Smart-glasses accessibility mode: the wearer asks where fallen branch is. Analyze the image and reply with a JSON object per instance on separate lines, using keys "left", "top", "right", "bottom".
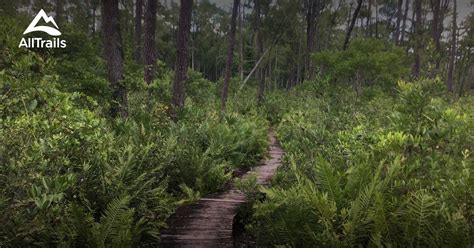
{"left": 239, "top": 46, "right": 272, "bottom": 91}
{"left": 238, "top": 33, "right": 284, "bottom": 91}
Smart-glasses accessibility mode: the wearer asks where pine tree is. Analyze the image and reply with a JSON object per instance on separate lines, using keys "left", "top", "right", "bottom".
{"left": 171, "top": 0, "right": 193, "bottom": 117}
{"left": 221, "top": 0, "right": 240, "bottom": 112}
{"left": 102, "top": 0, "right": 128, "bottom": 119}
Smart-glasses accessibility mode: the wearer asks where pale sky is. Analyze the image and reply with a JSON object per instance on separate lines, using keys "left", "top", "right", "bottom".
{"left": 208, "top": 0, "right": 473, "bottom": 23}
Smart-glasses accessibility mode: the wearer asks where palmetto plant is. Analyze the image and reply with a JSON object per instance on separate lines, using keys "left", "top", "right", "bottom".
{"left": 250, "top": 78, "right": 472, "bottom": 247}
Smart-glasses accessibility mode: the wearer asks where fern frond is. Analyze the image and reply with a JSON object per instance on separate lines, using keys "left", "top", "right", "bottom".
{"left": 94, "top": 195, "right": 134, "bottom": 248}
{"left": 405, "top": 191, "right": 437, "bottom": 247}
{"left": 314, "top": 157, "right": 342, "bottom": 202}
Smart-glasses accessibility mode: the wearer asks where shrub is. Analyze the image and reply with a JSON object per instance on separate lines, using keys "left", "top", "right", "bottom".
{"left": 161, "top": 105, "right": 268, "bottom": 194}
{"left": 0, "top": 41, "right": 269, "bottom": 246}
{"left": 248, "top": 78, "right": 472, "bottom": 247}
{"left": 314, "top": 38, "right": 409, "bottom": 89}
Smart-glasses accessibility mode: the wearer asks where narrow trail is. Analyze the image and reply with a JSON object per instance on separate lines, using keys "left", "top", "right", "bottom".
{"left": 158, "top": 130, "right": 284, "bottom": 248}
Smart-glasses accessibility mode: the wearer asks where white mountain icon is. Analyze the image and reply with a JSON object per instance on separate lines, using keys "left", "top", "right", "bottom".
{"left": 23, "top": 9, "right": 61, "bottom": 36}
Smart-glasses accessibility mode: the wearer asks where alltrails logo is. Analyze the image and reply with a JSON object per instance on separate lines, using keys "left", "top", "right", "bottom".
{"left": 19, "top": 9, "right": 67, "bottom": 48}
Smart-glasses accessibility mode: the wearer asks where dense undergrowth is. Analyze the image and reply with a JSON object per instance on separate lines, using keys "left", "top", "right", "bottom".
{"left": 1, "top": 11, "right": 472, "bottom": 247}
{"left": 0, "top": 20, "right": 268, "bottom": 246}
{"left": 249, "top": 78, "right": 473, "bottom": 247}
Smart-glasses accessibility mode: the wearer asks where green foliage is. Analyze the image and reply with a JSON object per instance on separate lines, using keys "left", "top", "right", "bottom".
{"left": 185, "top": 69, "right": 217, "bottom": 105}
{"left": 235, "top": 174, "right": 259, "bottom": 199}
{"left": 0, "top": 22, "right": 269, "bottom": 246}
{"left": 53, "top": 23, "right": 108, "bottom": 100}
{"left": 0, "top": 54, "right": 174, "bottom": 245}
{"left": 314, "top": 38, "right": 409, "bottom": 88}
{"left": 2, "top": 2, "right": 471, "bottom": 246}
{"left": 161, "top": 105, "right": 267, "bottom": 193}
{"left": 248, "top": 78, "right": 473, "bottom": 247}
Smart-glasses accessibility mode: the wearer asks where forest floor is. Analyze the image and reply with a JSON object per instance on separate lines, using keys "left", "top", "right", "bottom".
{"left": 158, "top": 130, "right": 284, "bottom": 247}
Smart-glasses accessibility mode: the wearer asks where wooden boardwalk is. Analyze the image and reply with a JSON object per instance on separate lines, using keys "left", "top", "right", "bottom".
{"left": 158, "top": 131, "right": 284, "bottom": 247}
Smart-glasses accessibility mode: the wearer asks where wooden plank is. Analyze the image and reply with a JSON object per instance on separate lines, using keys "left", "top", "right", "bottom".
{"left": 158, "top": 130, "right": 284, "bottom": 248}
{"left": 199, "top": 198, "right": 246, "bottom": 203}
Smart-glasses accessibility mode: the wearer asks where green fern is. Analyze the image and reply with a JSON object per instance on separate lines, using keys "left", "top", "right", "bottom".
{"left": 68, "top": 203, "right": 95, "bottom": 245}
{"left": 93, "top": 196, "right": 136, "bottom": 248}
{"left": 176, "top": 184, "right": 201, "bottom": 205}
{"left": 314, "top": 157, "right": 342, "bottom": 202}
{"left": 344, "top": 161, "right": 386, "bottom": 246}
{"left": 405, "top": 191, "right": 437, "bottom": 247}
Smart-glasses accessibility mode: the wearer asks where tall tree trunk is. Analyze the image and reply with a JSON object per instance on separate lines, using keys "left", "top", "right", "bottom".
{"left": 325, "top": 0, "right": 343, "bottom": 48}
{"left": 255, "top": 0, "right": 265, "bottom": 104}
{"left": 366, "top": 0, "right": 372, "bottom": 37}
{"left": 171, "top": 0, "right": 193, "bottom": 115}
{"left": 394, "top": 0, "right": 403, "bottom": 43}
{"left": 102, "top": 0, "right": 128, "bottom": 119}
{"left": 305, "top": 0, "right": 321, "bottom": 80}
{"left": 296, "top": 22, "right": 303, "bottom": 83}
{"left": 432, "top": 0, "right": 441, "bottom": 70}
{"left": 239, "top": 1, "right": 244, "bottom": 81}
{"left": 144, "top": 0, "right": 157, "bottom": 85}
{"left": 446, "top": 0, "right": 456, "bottom": 92}
{"left": 86, "top": 0, "right": 92, "bottom": 32}
{"left": 412, "top": 0, "right": 422, "bottom": 77}
{"left": 274, "top": 47, "right": 278, "bottom": 88}
{"left": 191, "top": 37, "right": 195, "bottom": 70}
{"left": 385, "top": 3, "right": 392, "bottom": 34}
{"left": 406, "top": 0, "right": 416, "bottom": 54}
{"left": 55, "top": 0, "right": 63, "bottom": 26}
{"left": 346, "top": 2, "right": 353, "bottom": 32}
{"left": 123, "top": 0, "right": 133, "bottom": 46}
{"left": 134, "top": 0, "right": 144, "bottom": 63}
{"left": 91, "top": 1, "right": 97, "bottom": 34}
{"left": 470, "top": 65, "right": 474, "bottom": 90}
{"left": 399, "top": 0, "right": 409, "bottom": 44}
{"left": 439, "top": 0, "right": 450, "bottom": 42}
{"left": 375, "top": 0, "right": 379, "bottom": 38}
{"left": 221, "top": 0, "right": 240, "bottom": 112}
{"left": 457, "top": 51, "right": 470, "bottom": 97}
{"left": 343, "top": 0, "right": 363, "bottom": 50}
{"left": 92, "top": 8, "right": 96, "bottom": 34}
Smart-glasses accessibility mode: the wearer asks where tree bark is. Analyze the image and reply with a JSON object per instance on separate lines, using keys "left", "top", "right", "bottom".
{"left": 347, "top": 2, "right": 353, "bottom": 29}
{"left": 412, "top": 0, "right": 422, "bottom": 77}
{"left": 134, "top": 0, "right": 144, "bottom": 63}
{"left": 457, "top": 53, "right": 470, "bottom": 97}
{"left": 439, "top": 0, "right": 450, "bottom": 40}
{"left": 91, "top": 0, "right": 98, "bottom": 34}
{"left": 239, "top": 1, "right": 244, "bottom": 81}
{"left": 431, "top": 0, "right": 441, "bottom": 70}
{"left": 413, "top": 0, "right": 423, "bottom": 78}
{"left": 399, "top": 0, "right": 409, "bottom": 44}
{"left": 191, "top": 37, "right": 195, "bottom": 70}
{"left": 366, "top": 0, "right": 372, "bottom": 37}
{"left": 144, "top": 0, "right": 157, "bottom": 85}
{"left": 470, "top": 65, "right": 474, "bottom": 90}
{"left": 102, "top": 0, "right": 128, "bottom": 119}
{"left": 343, "top": 0, "right": 363, "bottom": 50}
{"left": 394, "top": 0, "right": 403, "bottom": 43}
{"left": 255, "top": 0, "right": 265, "bottom": 104}
{"left": 305, "top": 0, "right": 321, "bottom": 80}
{"left": 446, "top": 0, "right": 456, "bottom": 92}
{"left": 55, "top": 0, "right": 63, "bottom": 26}
{"left": 220, "top": 0, "right": 240, "bottom": 112}
{"left": 296, "top": 22, "right": 303, "bottom": 83}
{"left": 406, "top": 0, "right": 416, "bottom": 54}
{"left": 375, "top": 0, "right": 379, "bottom": 38}
{"left": 171, "top": 0, "right": 193, "bottom": 115}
